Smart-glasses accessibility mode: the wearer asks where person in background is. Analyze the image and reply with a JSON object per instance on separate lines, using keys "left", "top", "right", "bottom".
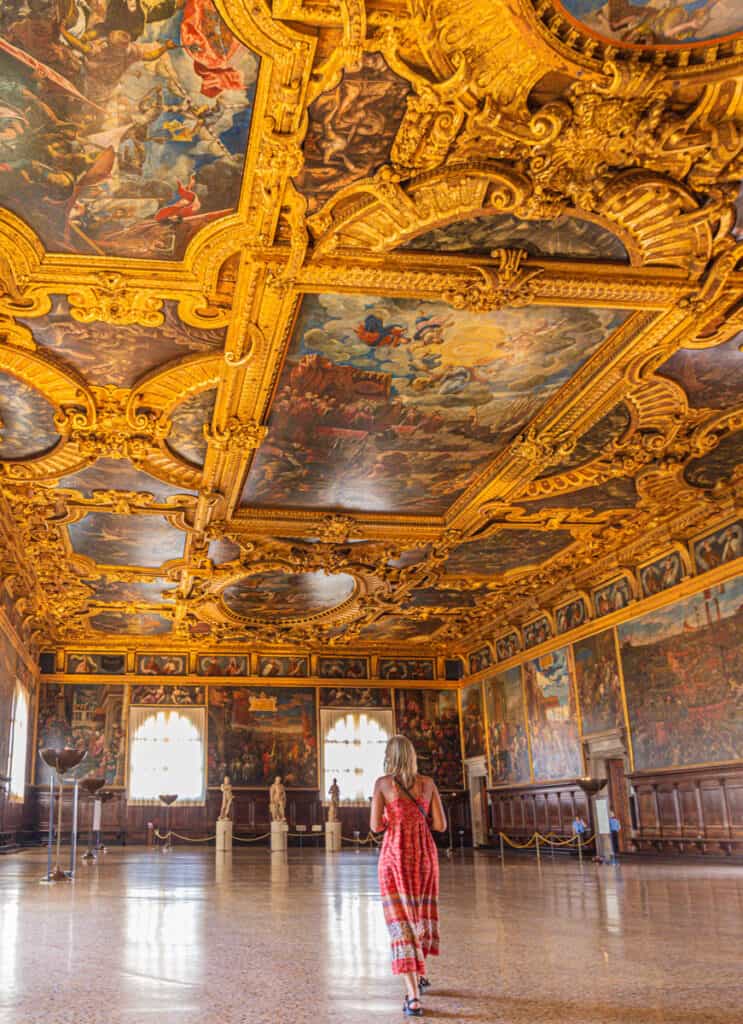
{"left": 609, "top": 809, "right": 621, "bottom": 861}
{"left": 572, "top": 814, "right": 587, "bottom": 855}
{"left": 371, "top": 735, "right": 447, "bottom": 1017}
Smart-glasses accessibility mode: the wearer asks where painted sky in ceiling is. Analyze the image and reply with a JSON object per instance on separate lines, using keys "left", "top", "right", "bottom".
{"left": 242, "top": 294, "right": 630, "bottom": 515}
{"left": 554, "top": 0, "right": 743, "bottom": 46}
{"left": 68, "top": 512, "right": 186, "bottom": 568}
{"left": 222, "top": 571, "right": 355, "bottom": 621}
{"left": 657, "top": 332, "right": 743, "bottom": 410}
{"left": 0, "top": 373, "right": 59, "bottom": 459}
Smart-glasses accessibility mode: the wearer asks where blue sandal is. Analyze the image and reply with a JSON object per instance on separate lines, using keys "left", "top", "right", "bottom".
{"left": 419, "top": 977, "right": 431, "bottom": 991}
{"left": 403, "top": 996, "right": 423, "bottom": 1017}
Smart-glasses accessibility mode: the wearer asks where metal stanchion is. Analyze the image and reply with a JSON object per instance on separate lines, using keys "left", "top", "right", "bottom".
{"left": 68, "top": 778, "right": 79, "bottom": 878}
{"left": 353, "top": 829, "right": 360, "bottom": 853}
{"left": 44, "top": 772, "right": 55, "bottom": 883}
{"left": 535, "top": 833, "right": 541, "bottom": 866}
{"left": 578, "top": 834, "right": 583, "bottom": 864}
{"left": 499, "top": 832, "right": 505, "bottom": 866}
{"left": 550, "top": 836, "right": 555, "bottom": 861}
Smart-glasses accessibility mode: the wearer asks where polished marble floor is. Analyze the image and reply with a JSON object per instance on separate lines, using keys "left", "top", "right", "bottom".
{"left": 0, "top": 847, "right": 741, "bottom": 1024}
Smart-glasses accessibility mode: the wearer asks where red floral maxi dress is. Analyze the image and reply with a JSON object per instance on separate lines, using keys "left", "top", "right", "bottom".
{"left": 378, "top": 788, "right": 440, "bottom": 976}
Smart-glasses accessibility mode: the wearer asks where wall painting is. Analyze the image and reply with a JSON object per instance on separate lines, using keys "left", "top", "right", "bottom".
{"left": 461, "top": 682, "right": 486, "bottom": 759}
{"left": 36, "top": 683, "right": 125, "bottom": 784}
{"left": 523, "top": 616, "right": 553, "bottom": 650}
{"left": 523, "top": 648, "right": 582, "bottom": 781}
{"left": 196, "top": 655, "right": 249, "bottom": 677}
{"left": 468, "top": 646, "right": 493, "bottom": 675}
{"left": 318, "top": 657, "right": 369, "bottom": 679}
{"left": 693, "top": 521, "right": 742, "bottom": 573}
{"left": 66, "top": 653, "right": 125, "bottom": 675}
{"left": 395, "top": 688, "right": 463, "bottom": 790}
{"left": 495, "top": 632, "right": 521, "bottom": 662}
{"left": 572, "top": 629, "right": 624, "bottom": 737}
{"left": 130, "top": 684, "right": 204, "bottom": 705}
{"left": 256, "top": 655, "right": 309, "bottom": 678}
{"left": 134, "top": 654, "right": 187, "bottom": 676}
{"left": 320, "top": 687, "right": 392, "bottom": 708}
{"left": 593, "top": 576, "right": 633, "bottom": 618}
{"left": 484, "top": 668, "right": 531, "bottom": 786}
{"left": 378, "top": 658, "right": 435, "bottom": 681}
{"left": 639, "top": 552, "right": 685, "bottom": 598}
{"left": 555, "top": 598, "right": 588, "bottom": 634}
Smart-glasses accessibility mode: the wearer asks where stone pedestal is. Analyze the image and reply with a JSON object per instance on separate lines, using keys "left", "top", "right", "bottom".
{"left": 325, "top": 820, "right": 342, "bottom": 852}
{"left": 271, "top": 820, "right": 288, "bottom": 852}
{"left": 216, "top": 818, "right": 232, "bottom": 852}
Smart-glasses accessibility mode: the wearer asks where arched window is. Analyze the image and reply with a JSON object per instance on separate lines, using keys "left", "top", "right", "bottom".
{"left": 321, "top": 709, "right": 394, "bottom": 804}
{"left": 128, "top": 707, "right": 205, "bottom": 805}
{"left": 7, "top": 681, "right": 29, "bottom": 802}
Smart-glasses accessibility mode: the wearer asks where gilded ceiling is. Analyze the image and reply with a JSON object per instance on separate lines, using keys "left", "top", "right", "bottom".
{"left": 0, "top": 0, "right": 741, "bottom": 661}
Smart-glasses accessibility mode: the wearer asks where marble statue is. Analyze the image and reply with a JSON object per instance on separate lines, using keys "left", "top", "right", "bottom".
{"left": 270, "top": 776, "right": 286, "bottom": 822}
{"left": 328, "top": 778, "right": 340, "bottom": 822}
{"left": 218, "top": 776, "right": 233, "bottom": 821}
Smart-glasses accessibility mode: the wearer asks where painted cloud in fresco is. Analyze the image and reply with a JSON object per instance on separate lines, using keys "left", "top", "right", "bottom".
{"left": 167, "top": 389, "right": 217, "bottom": 466}
{"left": 68, "top": 512, "right": 186, "bottom": 567}
{"left": 243, "top": 294, "right": 629, "bottom": 515}
{"left": 0, "top": 2, "right": 259, "bottom": 259}
{"left": 89, "top": 611, "right": 172, "bottom": 635}
{"left": 222, "top": 571, "right": 356, "bottom": 621}
{"left": 555, "top": 0, "right": 743, "bottom": 46}
{"left": 0, "top": 373, "right": 59, "bottom": 458}
{"left": 86, "top": 578, "right": 176, "bottom": 603}
{"left": 658, "top": 333, "right": 743, "bottom": 410}
{"left": 19, "top": 299, "right": 224, "bottom": 388}
{"left": 59, "top": 458, "right": 196, "bottom": 501}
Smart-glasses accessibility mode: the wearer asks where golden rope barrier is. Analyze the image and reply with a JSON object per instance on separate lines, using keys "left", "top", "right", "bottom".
{"left": 232, "top": 832, "right": 271, "bottom": 843}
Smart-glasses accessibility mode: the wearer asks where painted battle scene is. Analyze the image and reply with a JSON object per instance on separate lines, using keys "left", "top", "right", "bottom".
{"left": 36, "top": 682, "right": 125, "bottom": 784}
{"left": 684, "top": 430, "right": 743, "bottom": 490}
{"left": 58, "top": 459, "right": 196, "bottom": 503}
{"left": 445, "top": 529, "right": 575, "bottom": 577}
{"left": 378, "top": 659, "right": 435, "bottom": 681}
{"left": 518, "top": 477, "right": 639, "bottom": 514}
{"left": 242, "top": 294, "right": 630, "bottom": 515}
{"left": 556, "top": 0, "right": 743, "bottom": 46}
{"left": 196, "top": 654, "right": 248, "bottom": 676}
{"left": 572, "top": 628, "right": 624, "bottom": 736}
{"left": 68, "top": 511, "right": 186, "bottom": 567}
{"left": 320, "top": 686, "right": 392, "bottom": 708}
{"left": 523, "top": 648, "right": 582, "bottom": 781}
{"left": 0, "top": 2, "right": 259, "bottom": 259}
{"left": 208, "top": 686, "right": 318, "bottom": 788}
{"left": 468, "top": 647, "right": 492, "bottom": 675}
{"left": 395, "top": 688, "right": 463, "bottom": 790}
{"left": 618, "top": 577, "right": 743, "bottom": 771}
{"left": 594, "top": 576, "right": 633, "bottom": 617}
{"left": 484, "top": 667, "right": 531, "bottom": 786}
{"left": 66, "top": 652, "right": 125, "bottom": 674}
{"left": 135, "top": 653, "right": 187, "bottom": 675}
{"left": 89, "top": 610, "right": 172, "bottom": 634}
{"left": 167, "top": 389, "right": 217, "bottom": 466}
{"left": 256, "top": 655, "right": 309, "bottom": 678}
{"left": 401, "top": 213, "right": 628, "bottom": 261}
{"left": 523, "top": 616, "right": 553, "bottom": 650}
{"left": 657, "top": 332, "right": 743, "bottom": 410}
{"left": 20, "top": 299, "right": 225, "bottom": 388}
{"left": 318, "top": 656, "right": 368, "bottom": 679}
{"left": 462, "top": 682, "right": 486, "bottom": 759}
{"left": 293, "top": 54, "right": 410, "bottom": 212}
{"left": 496, "top": 632, "right": 520, "bottom": 661}
{"left": 693, "top": 520, "right": 743, "bottom": 573}
{"left": 0, "top": 373, "right": 59, "bottom": 459}
{"left": 536, "top": 403, "right": 631, "bottom": 479}
{"left": 130, "top": 683, "right": 203, "bottom": 703}
{"left": 222, "top": 571, "right": 355, "bottom": 621}
{"left": 556, "top": 598, "right": 587, "bottom": 634}
{"left": 640, "top": 551, "right": 685, "bottom": 598}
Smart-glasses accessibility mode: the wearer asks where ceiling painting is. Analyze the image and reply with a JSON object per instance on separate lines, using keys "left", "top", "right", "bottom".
{"left": 85, "top": 578, "right": 175, "bottom": 604}
{"left": 400, "top": 213, "right": 628, "bottom": 261}
{"left": 517, "top": 477, "right": 639, "bottom": 513}
{"left": 444, "top": 529, "right": 575, "bottom": 578}
{"left": 67, "top": 512, "right": 186, "bottom": 568}
{"left": 684, "top": 430, "right": 743, "bottom": 490}
{"left": 536, "top": 404, "right": 632, "bottom": 479}
{"left": 209, "top": 538, "right": 242, "bottom": 565}
{"left": 553, "top": 0, "right": 743, "bottom": 46}
{"left": 657, "top": 333, "right": 743, "bottom": 410}
{"left": 0, "top": 373, "right": 59, "bottom": 459}
{"left": 58, "top": 458, "right": 195, "bottom": 502}
{"left": 89, "top": 611, "right": 172, "bottom": 635}
{"left": 0, "top": 3, "right": 259, "bottom": 258}
{"left": 167, "top": 389, "right": 217, "bottom": 466}
{"left": 358, "top": 615, "right": 445, "bottom": 641}
{"left": 242, "top": 294, "right": 630, "bottom": 515}
{"left": 18, "top": 298, "right": 224, "bottom": 388}
{"left": 294, "top": 54, "right": 410, "bottom": 212}
{"left": 404, "top": 587, "right": 480, "bottom": 610}
{"left": 221, "top": 571, "right": 356, "bottom": 621}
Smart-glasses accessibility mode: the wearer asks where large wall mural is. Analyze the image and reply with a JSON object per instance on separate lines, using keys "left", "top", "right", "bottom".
{"left": 523, "top": 648, "right": 582, "bottom": 781}
{"left": 461, "top": 682, "right": 486, "bottom": 759}
{"left": 618, "top": 577, "right": 743, "bottom": 771}
{"left": 395, "top": 688, "right": 463, "bottom": 790}
{"left": 242, "top": 295, "right": 630, "bottom": 515}
{"left": 484, "top": 667, "right": 530, "bottom": 786}
{"left": 207, "top": 686, "right": 318, "bottom": 788}
{"left": 572, "top": 628, "right": 624, "bottom": 736}
{"left": 554, "top": 0, "right": 743, "bottom": 47}
{"left": 0, "top": 4, "right": 259, "bottom": 258}
{"left": 36, "top": 682, "right": 125, "bottom": 784}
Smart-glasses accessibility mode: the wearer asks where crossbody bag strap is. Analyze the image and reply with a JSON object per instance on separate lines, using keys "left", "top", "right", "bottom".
{"left": 394, "top": 776, "right": 432, "bottom": 831}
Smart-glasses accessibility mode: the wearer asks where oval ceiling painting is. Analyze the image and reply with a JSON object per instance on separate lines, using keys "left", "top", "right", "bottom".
{"left": 554, "top": 0, "right": 743, "bottom": 47}
{"left": 222, "top": 571, "right": 356, "bottom": 621}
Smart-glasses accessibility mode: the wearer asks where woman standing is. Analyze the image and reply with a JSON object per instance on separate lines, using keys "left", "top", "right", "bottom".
{"left": 371, "top": 735, "right": 447, "bottom": 1017}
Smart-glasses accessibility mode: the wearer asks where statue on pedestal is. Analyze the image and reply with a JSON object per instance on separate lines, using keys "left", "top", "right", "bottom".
{"left": 218, "top": 776, "right": 233, "bottom": 821}
{"left": 328, "top": 778, "right": 340, "bottom": 822}
{"left": 270, "top": 776, "right": 286, "bottom": 822}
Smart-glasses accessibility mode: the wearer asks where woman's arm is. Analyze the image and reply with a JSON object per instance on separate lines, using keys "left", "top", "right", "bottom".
{"left": 429, "top": 782, "right": 447, "bottom": 833}
{"left": 370, "top": 777, "right": 386, "bottom": 833}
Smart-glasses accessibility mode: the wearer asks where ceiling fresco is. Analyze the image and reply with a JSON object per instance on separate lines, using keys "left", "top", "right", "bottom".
{"left": 0, "top": 0, "right": 739, "bottom": 656}
{"left": 0, "top": 2, "right": 259, "bottom": 258}
{"left": 242, "top": 294, "right": 630, "bottom": 515}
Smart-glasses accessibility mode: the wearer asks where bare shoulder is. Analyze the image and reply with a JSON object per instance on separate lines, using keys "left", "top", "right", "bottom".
{"left": 417, "top": 774, "right": 436, "bottom": 793}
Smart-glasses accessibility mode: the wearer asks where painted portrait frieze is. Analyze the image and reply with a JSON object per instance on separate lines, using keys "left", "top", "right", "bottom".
{"left": 0, "top": 373, "right": 59, "bottom": 459}
{"left": 320, "top": 686, "right": 392, "bottom": 708}
{"left": 222, "top": 571, "right": 355, "bottom": 621}
{"left": 134, "top": 653, "right": 187, "bottom": 676}
{"left": 593, "top": 575, "right": 634, "bottom": 618}
{"left": 555, "top": 597, "right": 587, "bottom": 634}
{"left": 495, "top": 632, "right": 521, "bottom": 662}
{"left": 66, "top": 652, "right": 125, "bottom": 674}
{"left": 639, "top": 551, "right": 685, "bottom": 598}
{"left": 256, "top": 655, "right": 309, "bottom": 678}
{"left": 0, "top": 4, "right": 259, "bottom": 258}
{"left": 196, "top": 654, "right": 249, "bottom": 677}
{"left": 401, "top": 213, "right": 628, "bottom": 261}
{"left": 523, "top": 616, "right": 553, "bottom": 650}
{"left": 553, "top": 0, "right": 743, "bottom": 47}
{"left": 378, "top": 659, "right": 435, "bottom": 681}
{"left": 657, "top": 332, "right": 743, "bottom": 410}
{"left": 242, "top": 294, "right": 630, "bottom": 515}
{"left": 318, "top": 656, "right": 368, "bottom": 679}
{"left": 484, "top": 667, "right": 530, "bottom": 786}
{"left": 692, "top": 520, "right": 742, "bottom": 573}
{"left": 468, "top": 645, "right": 492, "bottom": 675}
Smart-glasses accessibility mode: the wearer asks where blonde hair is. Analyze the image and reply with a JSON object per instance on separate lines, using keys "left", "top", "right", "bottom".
{"left": 384, "top": 735, "right": 418, "bottom": 790}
